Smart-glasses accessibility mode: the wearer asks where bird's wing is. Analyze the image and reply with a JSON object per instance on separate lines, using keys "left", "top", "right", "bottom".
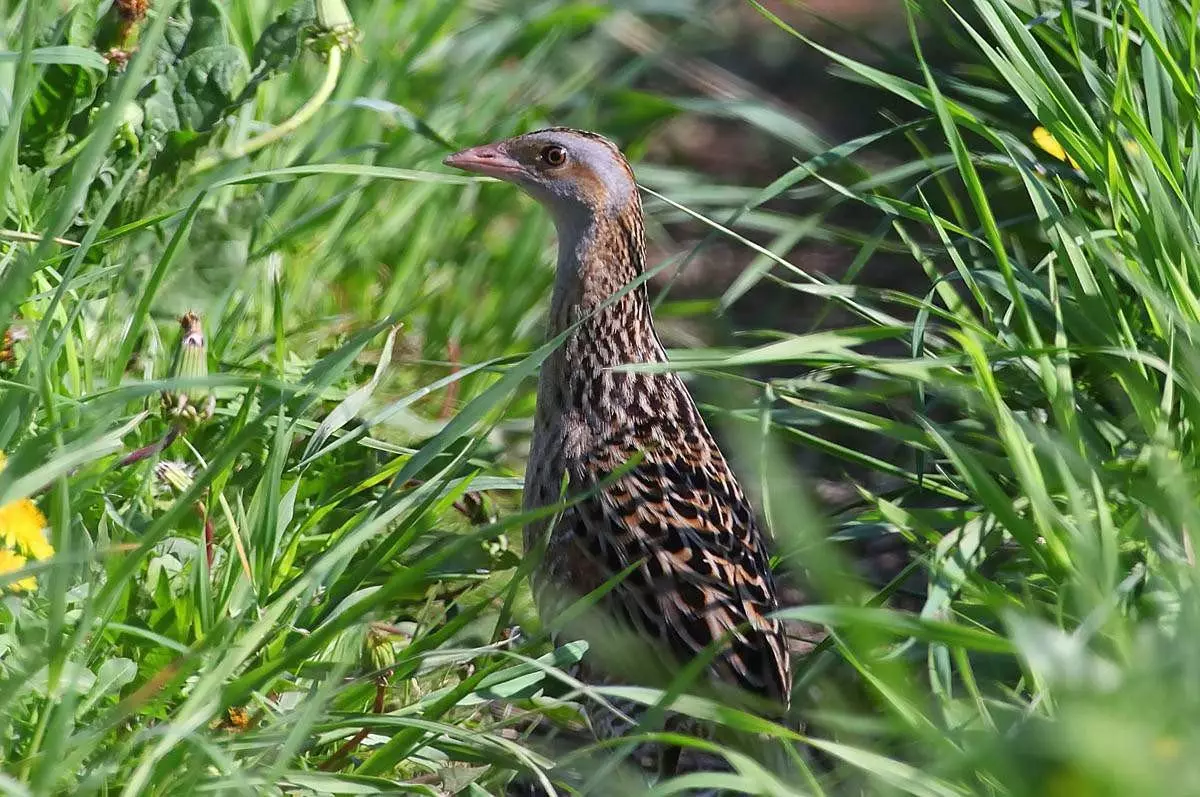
{"left": 562, "top": 420, "right": 791, "bottom": 707}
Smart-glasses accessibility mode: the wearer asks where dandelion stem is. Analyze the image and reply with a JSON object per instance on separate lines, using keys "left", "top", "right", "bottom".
{"left": 118, "top": 427, "right": 180, "bottom": 467}
{"left": 189, "top": 45, "right": 344, "bottom": 177}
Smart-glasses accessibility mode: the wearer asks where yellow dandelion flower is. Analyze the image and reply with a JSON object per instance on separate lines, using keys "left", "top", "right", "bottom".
{"left": 6, "top": 500, "right": 54, "bottom": 560}
{"left": 0, "top": 549, "right": 35, "bottom": 592}
{"left": 1032, "top": 126, "right": 1080, "bottom": 169}
{"left": 0, "top": 451, "right": 55, "bottom": 592}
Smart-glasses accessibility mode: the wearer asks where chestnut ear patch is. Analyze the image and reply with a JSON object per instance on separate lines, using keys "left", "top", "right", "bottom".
{"left": 571, "top": 170, "right": 611, "bottom": 207}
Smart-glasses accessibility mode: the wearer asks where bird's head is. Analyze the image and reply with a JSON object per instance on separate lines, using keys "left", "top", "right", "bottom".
{"left": 444, "top": 128, "right": 638, "bottom": 227}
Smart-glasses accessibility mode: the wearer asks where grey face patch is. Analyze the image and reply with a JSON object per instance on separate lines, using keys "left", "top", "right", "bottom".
{"left": 500, "top": 129, "right": 636, "bottom": 222}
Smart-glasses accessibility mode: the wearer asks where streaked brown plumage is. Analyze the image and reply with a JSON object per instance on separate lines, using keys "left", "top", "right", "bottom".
{"left": 445, "top": 128, "right": 791, "bottom": 732}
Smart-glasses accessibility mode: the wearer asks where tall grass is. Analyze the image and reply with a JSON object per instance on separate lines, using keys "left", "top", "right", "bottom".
{"left": 1, "top": 0, "right": 1199, "bottom": 795}
{"left": 0, "top": 1, "right": 683, "bottom": 793}
{"left": 676, "top": 1, "right": 1200, "bottom": 794}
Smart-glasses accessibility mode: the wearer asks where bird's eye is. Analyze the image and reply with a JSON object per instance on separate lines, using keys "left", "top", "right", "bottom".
{"left": 541, "top": 146, "right": 567, "bottom": 167}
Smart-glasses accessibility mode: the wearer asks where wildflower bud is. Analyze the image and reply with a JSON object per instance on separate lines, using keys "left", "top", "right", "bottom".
{"left": 0, "top": 324, "right": 28, "bottom": 368}
{"left": 114, "top": 0, "right": 149, "bottom": 51}
{"left": 0, "top": 331, "right": 14, "bottom": 367}
{"left": 365, "top": 623, "right": 399, "bottom": 674}
{"left": 161, "top": 312, "right": 216, "bottom": 428}
{"left": 154, "top": 460, "right": 194, "bottom": 494}
{"left": 211, "top": 706, "right": 252, "bottom": 732}
{"left": 115, "top": 0, "right": 149, "bottom": 22}
{"left": 313, "top": 0, "right": 359, "bottom": 53}
{"left": 362, "top": 619, "right": 410, "bottom": 676}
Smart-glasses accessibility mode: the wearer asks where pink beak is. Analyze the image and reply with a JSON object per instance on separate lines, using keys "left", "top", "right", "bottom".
{"left": 443, "top": 144, "right": 525, "bottom": 179}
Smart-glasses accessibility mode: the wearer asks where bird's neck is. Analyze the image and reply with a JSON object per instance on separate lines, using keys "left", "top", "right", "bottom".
{"left": 548, "top": 202, "right": 663, "bottom": 366}
{"left": 524, "top": 197, "right": 696, "bottom": 550}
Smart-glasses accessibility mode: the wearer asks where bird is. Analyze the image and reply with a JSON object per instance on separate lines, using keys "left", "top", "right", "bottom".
{"left": 444, "top": 128, "right": 791, "bottom": 779}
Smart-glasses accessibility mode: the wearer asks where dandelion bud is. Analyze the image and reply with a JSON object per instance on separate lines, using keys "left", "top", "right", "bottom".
{"left": 162, "top": 312, "right": 216, "bottom": 428}
{"left": 365, "top": 624, "right": 399, "bottom": 673}
{"left": 153, "top": 460, "right": 195, "bottom": 494}
{"left": 313, "top": 0, "right": 360, "bottom": 53}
